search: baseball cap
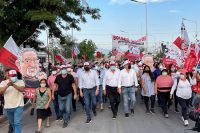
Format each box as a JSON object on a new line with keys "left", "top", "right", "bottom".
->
{"left": 123, "top": 60, "right": 131, "bottom": 66}
{"left": 84, "top": 62, "right": 90, "bottom": 66}
{"left": 60, "top": 65, "right": 67, "bottom": 69}
{"left": 8, "top": 70, "right": 17, "bottom": 77}
{"left": 66, "top": 64, "right": 72, "bottom": 68}
{"left": 110, "top": 61, "right": 116, "bottom": 66}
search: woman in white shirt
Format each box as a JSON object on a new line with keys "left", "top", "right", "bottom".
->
{"left": 170, "top": 69, "right": 196, "bottom": 126}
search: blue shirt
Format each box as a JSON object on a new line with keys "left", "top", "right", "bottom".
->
{"left": 141, "top": 73, "right": 155, "bottom": 97}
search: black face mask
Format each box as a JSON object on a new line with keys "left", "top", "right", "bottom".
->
{"left": 84, "top": 67, "right": 90, "bottom": 71}
{"left": 128, "top": 65, "right": 131, "bottom": 69}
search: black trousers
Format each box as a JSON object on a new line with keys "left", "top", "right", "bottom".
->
{"left": 144, "top": 95, "right": 155, "bottom": 111}
{"left": 0, "top": 95, "right": 4, "bottom": 115}
{"left": 174, "top": 90, "right": 179, "bottom": 109}
{"left": 158, "top": 91, "right": 170, "bottom": 114}
{"left": 177, "top": 97, "right": 190, "bottom": 120}
{"left": 106, "top": 85, "right": 120, "bottom": 116}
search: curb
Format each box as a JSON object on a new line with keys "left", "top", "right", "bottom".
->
{"left": 0, "top": 103, "right": 31, "bottom": 123}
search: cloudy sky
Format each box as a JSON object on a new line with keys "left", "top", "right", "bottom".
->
{"left": 40, "top": 0, "right": 200, "bottom": 52}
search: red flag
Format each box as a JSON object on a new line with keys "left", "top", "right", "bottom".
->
{"left": 55, "top": 55, "right": 64, "bottom": 63}
{"left": 0, "top": 36, "right": 19, "bottom": 70}
{"left": 96, "top": 51, "right": 102, "bottom": 59}
{"left": 173, "top": 36, "right": 183, "bottom": 49}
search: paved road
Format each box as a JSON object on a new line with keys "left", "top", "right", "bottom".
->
{"left": 0, "top": 99, "right": 196, "bottom": 133}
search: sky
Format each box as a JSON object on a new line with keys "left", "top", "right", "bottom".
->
{"left": 40, "top": 0, "right": 200, "bottom": 53}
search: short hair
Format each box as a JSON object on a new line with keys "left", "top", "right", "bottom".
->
{"left": 16, "top": 48, "right": 38, "bottom": 62}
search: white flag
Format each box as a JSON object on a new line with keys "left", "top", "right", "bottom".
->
{"left": 73, "top": 46, "right": 80, "bottom": 56}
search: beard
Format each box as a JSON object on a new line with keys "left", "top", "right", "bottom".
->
{"left": 26, "top": 67, "right": 38, "bottom": 77}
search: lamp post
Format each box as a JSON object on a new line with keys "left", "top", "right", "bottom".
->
{"left": 130, "top": 0, "right": 148, "bottom": 52}
{"left": 182, "top": 18, "right": 198, "bottom": 40}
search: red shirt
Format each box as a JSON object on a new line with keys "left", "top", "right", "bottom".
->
{"left": 156, "top": 75, "right": 173, "bottom": 88}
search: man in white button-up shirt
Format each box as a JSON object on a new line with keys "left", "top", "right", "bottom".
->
{"left": 79, "top": 62, "right": 99, "bottom": 123}
{"left": 118, "top": 60, "right": 139, "bottom": 118}
{"left": 103, "top": 61, "right": 120, "bottom": 119}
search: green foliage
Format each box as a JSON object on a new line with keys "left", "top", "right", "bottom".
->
{"left": 78, "top": 39, "right": 97, "bottom": 60}
{"left": 0, "top": 0, "right": 100, "bottom": 47}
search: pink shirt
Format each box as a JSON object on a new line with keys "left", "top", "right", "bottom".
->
{"left": 156, "top": 75, "right": 173, "bottom": 88}
{"left": 48, "top": 75, "right": 56, "bottom": 89}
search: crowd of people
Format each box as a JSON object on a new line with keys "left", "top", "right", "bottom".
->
{"left": 0, "top": 58, "right": 200, "bottom": 133}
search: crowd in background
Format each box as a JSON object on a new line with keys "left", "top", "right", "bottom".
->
{"left": 0, "top": 58, "right": 200, "bottom": 133}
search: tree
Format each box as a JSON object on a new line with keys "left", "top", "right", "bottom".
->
{"left": 0, "top": 0, "right": 100, "bottom": 47}
{"left": 78, "top": 39, "right": 97, "bottom": 60}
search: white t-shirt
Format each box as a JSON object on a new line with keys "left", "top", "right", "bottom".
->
{"left": 0, "top": 80, "right": 25, "bottom": 109}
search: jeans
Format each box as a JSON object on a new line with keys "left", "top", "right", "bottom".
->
{"left": 5, "top": 107, "right": 23, "bottom": 133}
{"left": 144, "top": 95, "right": 155, "bottom": 111}
{"left": 83, "top": 88, "right": 96, "bottom": 119}
{"left": 177, "top": 97, "right": 190, "bottom": 120}
{"left": 58, "top": 93, "right": 72, "bottom": 123}
{"left": 106, "top": 86, "right": 120, "bottom": 116}
{"left": 97, "top": 85, "right": 103, "bottom": 104}
{"left": 122, "top": 87, "right": 136, "bottom": 113}
{"left": 53, "top": 91, "right": 61, "bottom": 119}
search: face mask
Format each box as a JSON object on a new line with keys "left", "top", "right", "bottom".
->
{"left": 67, "top": 68, "right": 71, "bottom": 72}
{"left": 162, "top": 72, "right": 167, "bottom": 76}
{"left": 128, "top": 64, "right": 131, "bottom": 69}
{"left": 110, "top": 66, "right": 116, "bottom": 71}
{"left": 40, "top": 83, "right": 46, "bottom": 88}
{"left": 52, "top": 71, "right": 56, "bottom": 75}
{"left": 61, "top": 69, "right": 67, "bottom": 75}
{"left": 10, "top": 77, "right": 17, "bottom": 82}
{"left": 84, "top": 67, "right": 90, "bottom": 71}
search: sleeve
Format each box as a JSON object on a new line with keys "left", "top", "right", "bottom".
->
{"left": 170, "top": 79, "right": 178, "bottom": 95}
{"left": 79, "top": 73, "right": 83, "bottom": 90}
{"left": 102, "top": 72, "right": 107, "bottom": 90}
{"left": 95, "top": 71, "right": 100, "bottom": 87}
{"left": 0, "top": 81, "right": 6, "bottom": 88}
{"left": 133, "top": 71, "right": 139, "bottom": 87}
{"left": 19, "top": 80, "right": 25, "bottom": 87}
{"left": 47, "top": 77, "right": 51, "bottom": 86}
{"left": 118, "top": 71, "right": 122, "bottom": 88}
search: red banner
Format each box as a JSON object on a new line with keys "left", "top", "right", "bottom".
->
{"left": 23, "top": 88, "right": 36, "bottom": 98}
{"left": 184, "top": 52, "right": 196, "bottom": 72}
{"left": 162, "top": 58, "right": 178, "bottom": 67}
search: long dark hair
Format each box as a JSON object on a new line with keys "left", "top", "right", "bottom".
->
{"left": 143, "top": 65, "right": 155, "bottom": 82}
{"left": 168, "top": 64, "right": 176, "bottom": 75}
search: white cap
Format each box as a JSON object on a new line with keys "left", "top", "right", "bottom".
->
{"left": 123, "top": 60, "right": 130, "bottom": 66}
{"left": 110, "top": 61, "right": 116, "bottom": 66}
{"left": 84, "top": 62, "right": 90, "bottom": 66}
{"left": 60, "top": 65, "right": 67, "bottom": 69}
{"left": 8, "top": 70, "right": 17, "bottom": 77}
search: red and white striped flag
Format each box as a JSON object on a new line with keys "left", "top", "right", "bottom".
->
{"left": 0, "top": 36, "right": 20, "bottom": 70}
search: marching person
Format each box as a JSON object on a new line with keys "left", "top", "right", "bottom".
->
{"left": 118, "top": 60, "right": 139, "bottom": 118}
{"left": 48, "top": 68, "right": 61, "bottom": 121}
{"left": 33, "top": 79, "right": 52, "bottom": 133}
{"left": 103, "top": 61, "right": 120, "bottom": 119}
{"left": 66, "top": 64, "right": 78, "bottom": 112}
{"left": 0, "top": 69, "right": 25, "bottom": 133}
{"left": 53, "top": 65, "right": 77, "bottom": 128}
{"left": 141, "top": 65, "right": 156, "bottom": 114}
{"left": 155, "top": 69, "right": 173, "bottom": 118}
{"left": 79, "top": 62, "right": 99, "bottom": 123}
{"left": 170, "top": 69, "right": 196, "bottom": 126}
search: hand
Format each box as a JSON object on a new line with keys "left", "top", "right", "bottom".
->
{"left": 44, "top": 104, "right": 49, "bottom": 109}
{"left": 7, "top": 80, "right": 12, "bottom": 87}
{"left": 103, "top": 90, "right": 106, "bottom": 96}
{"left": 32, "top": 103, "right": 36, "bottom": 108}
{"left": 143, "top": 89, "right": 146, "bottom": 96}
{"left": 170, "top": 94, "right": 173, "bottom": 99}
{"left": 95, "top": 89, "right": 99, "bottom": 96}
{"left": 117, "top": 88, "right": 121, "bottom": 94}
{"left": 52, "top": 94, "right": 55, "bottom": 100}
{"left": 80, "top": 91, "right": 84, "bottom": 97}
{"left": 135, "top": 87, "right": 138, "bottom": 92}
{"left": 74, "top": 94, "right": 78, "bottom": 100}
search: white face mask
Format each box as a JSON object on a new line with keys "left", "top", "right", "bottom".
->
{"left": 40, "top": 83, "right": 46, "bottom": 88}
